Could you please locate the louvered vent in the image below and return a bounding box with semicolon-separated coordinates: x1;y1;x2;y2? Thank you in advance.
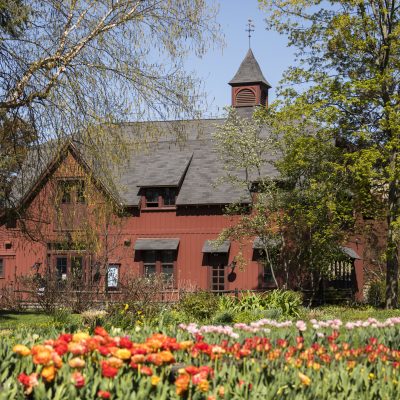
261;90;267;106
236;89;256;106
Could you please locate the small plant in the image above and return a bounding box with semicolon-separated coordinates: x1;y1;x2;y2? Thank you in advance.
105;274;167;329
264;290;303;318
81;309;107;331
177;291;219;322
212;311;235;324
217;290;302;319
51;307;72;323
366;280;386;307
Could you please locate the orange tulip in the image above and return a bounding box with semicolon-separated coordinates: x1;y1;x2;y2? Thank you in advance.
68;357;86;368
197;379;209;392
131;354;145;364
41;365;56;382
106;357;123;369
159;350;175;364
179;341;193;350
175;374;190;396
33;349;52;365
13;344;31;356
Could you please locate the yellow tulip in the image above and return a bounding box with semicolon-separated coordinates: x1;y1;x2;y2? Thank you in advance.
13;344;31;356
298;372;311;386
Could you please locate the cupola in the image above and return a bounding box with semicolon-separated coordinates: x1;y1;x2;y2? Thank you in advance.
229;49;271;109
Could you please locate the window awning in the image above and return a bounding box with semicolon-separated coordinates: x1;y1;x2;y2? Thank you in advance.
202;240;230;253
134;238;180;251
340;246;361;260
253;236;281;249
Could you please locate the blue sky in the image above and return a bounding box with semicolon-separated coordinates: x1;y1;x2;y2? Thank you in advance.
186;0;295;117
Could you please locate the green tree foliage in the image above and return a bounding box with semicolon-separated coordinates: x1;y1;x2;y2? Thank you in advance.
259;0;400;308
214;107;283;288
214;107;354;293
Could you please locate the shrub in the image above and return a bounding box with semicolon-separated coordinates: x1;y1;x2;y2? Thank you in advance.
212;311;235;324
0;286;24;311
233;308;283;324
19;274;97;314
366;280;386;307
177;291;219;322
218;290;302;319
264;290;303;318
51;307;73;325
105;274;167;329
81;309;107;331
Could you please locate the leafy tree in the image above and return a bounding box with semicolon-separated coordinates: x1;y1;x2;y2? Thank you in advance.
214;107;283;288
260;0;400;308
214;107;354;294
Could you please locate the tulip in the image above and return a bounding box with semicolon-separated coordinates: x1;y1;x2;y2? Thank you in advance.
175;374;190;396
72;332;90;342
68;357;86;368
41;365;56;382
94;327;108;337
33;349;52;365
106;357;123;369
71;372;85;388
140;366;153;376
101;361;118;378
298;372;311;386
13;344;31;356
97;390;111;399
114;348;131;360
151;375;161;386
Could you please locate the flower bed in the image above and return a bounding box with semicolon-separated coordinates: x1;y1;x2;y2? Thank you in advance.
2;318;400;399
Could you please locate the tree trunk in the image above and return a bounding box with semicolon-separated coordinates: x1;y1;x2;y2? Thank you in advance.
385;176;399;309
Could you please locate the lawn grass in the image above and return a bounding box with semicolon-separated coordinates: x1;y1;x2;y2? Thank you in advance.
0;311;82;330
0;311;52;329
303;305;400;322
1;306;400;332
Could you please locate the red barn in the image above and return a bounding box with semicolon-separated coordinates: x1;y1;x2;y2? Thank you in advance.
0;50;368;302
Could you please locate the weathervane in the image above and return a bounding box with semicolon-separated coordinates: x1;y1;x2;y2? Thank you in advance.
246;19;255;49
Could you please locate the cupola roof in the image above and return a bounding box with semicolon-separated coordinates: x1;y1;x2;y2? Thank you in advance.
229;49;271;88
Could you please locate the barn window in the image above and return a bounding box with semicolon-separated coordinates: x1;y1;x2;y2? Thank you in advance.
0;258;4;278
49;252;87;286
143;250;157;277
143;188;176;208
58;180;85;204
56;257;67;281
236;88;256;106
211;264;225;293
140;250;176;287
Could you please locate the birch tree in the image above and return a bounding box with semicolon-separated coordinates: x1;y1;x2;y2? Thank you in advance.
0;0;220;207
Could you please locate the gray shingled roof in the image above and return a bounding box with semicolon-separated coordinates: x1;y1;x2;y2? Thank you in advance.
10;118;280;208
229;49;271;88
134;238;180;250
134;151;193;188
115;119;279;206
340;246;362;260
202;240;230;253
